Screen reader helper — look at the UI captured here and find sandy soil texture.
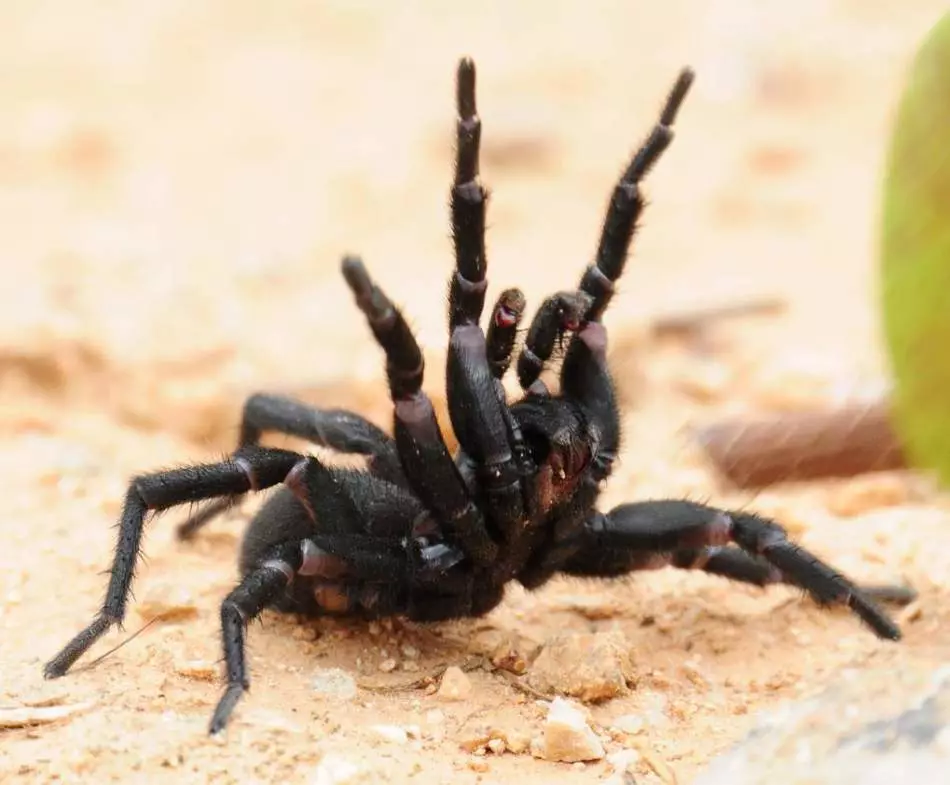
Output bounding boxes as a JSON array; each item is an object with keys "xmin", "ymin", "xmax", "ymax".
[{"xmin": 3, "ymin": 2, "xmax": 950, "ymax": 783}]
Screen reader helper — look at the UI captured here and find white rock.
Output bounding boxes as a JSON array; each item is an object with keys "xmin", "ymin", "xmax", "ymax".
[
  {"xmin": 312, "ymin": 753, "xmax": 374, "ymax": 785},
  {"xmin": 539, "ymin": 697, "xmax": 605, "ymax": 763},
  {"xmin": 436, "ymin": 665, "xmax": 472, "ymax": 701},
  {"xmin": 311, "ymin": 668, "xmax": 358, "ymax": 700},
  {"xmin": 368, "ymin": 724, "xmax": 409, "ymax": 744}
]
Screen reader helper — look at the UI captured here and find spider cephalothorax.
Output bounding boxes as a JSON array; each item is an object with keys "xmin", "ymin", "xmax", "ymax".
[{"xmin": 45, "ymin": 58, "xmax": 912, "ymax": 735}]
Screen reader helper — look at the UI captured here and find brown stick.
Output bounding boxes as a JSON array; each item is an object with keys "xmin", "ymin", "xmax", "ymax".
[
  {"xmin": 650, "ymin": 295, "xmax": 787, "ymax": 339},
  {"xmin": 694, "ymin": 398, "xmax": 907, "ymax": 489}
]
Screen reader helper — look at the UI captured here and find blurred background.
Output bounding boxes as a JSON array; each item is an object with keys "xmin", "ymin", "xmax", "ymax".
[{"xmin": 3, "ymin": 2, "xmax": 949, "ymax": 784}]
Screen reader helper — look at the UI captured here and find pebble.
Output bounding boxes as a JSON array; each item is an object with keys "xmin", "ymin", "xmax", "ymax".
[
  {"xmin": 174, "ymin": 659, "xmax": 217, "ymax": 682},
  {"xmin": 436, "ymin": 666, "xmax": 472, "ymax": 701},
  {"xmin": 607, "ymin": 748, "xmax": 641, "ymax": 774},
  {"xmin": 311, "ymin": 668, "xmax": 358, "ymax": 700},
  {"xmin": 528, "ymin": 630, "xmax": 636, "ymax": 702},
  {"xmin": 457, "ymin": 715, "xmax": 532, "ymax": 755},
  {"xmin": 535, "ymin": 697, "xmax": 605, "ymax": 763},
  {"xmin": 377, "ymin": 658, "xmax": 398, "ymax": 673},
  {"xmin": 368, "ymin": 724, "xmax": 408, "ymax": 744},
  {"xmin": 311, "ymin": 753, "xmax": 378, "ymax": 785},
  {"xmin": 135, "ymin": 583, "xmax": 198, "ymax": 622}
]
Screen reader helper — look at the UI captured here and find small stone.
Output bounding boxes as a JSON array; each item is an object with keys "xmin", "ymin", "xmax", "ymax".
[
  {"xmin": 175, "ymin": 659, "xmax": 217, "ymax": 682},
  {"xmin": 456, "ymin": 711, "xmax": 532, "ymax": 755},
  {"xmin": 311, "ymin": 753, "xmax": 377, "ymax": 785},
  {"xmin": 311, "ymin": 668, "xmax": 358, "ymax": 700},
  {"xmin": 436, "ymin": 666, "xmax": 472, "ymax": 701},
  {"xmin": 378, "ymin": 658, "xmax": 398, "ymax": 673},
  {"xmin": 136, "ymin": 583, "xmax": 198, "ymax": 622},
  {"xmin": 469, "ymin": 629, "xmax": 541, "ymax": 674},
  {"xmin": 538, "ymin": 697, "xmax": 605, "ymax": 763},
  {"xmin": 608, "ymin": 748, "xmax": 641, "ymax": 774},
  {"xmin": 401, "ymin": 644, "xmax": 419, "ymax": 659},
  {"xmin": 368, "ymin": 724, "xmax": 408, "ymax": 744},
  {"xmin": 467, "ymin": 758, "xmax": 490, "ymax": 773},
  {"xmin": 528, "ymin": 631, "xmax": 636, "ymax": 702}
]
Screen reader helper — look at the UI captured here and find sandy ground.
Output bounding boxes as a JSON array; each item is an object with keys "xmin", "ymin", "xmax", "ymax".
[{"xmin": 4, "ymin": 2, "xmax": 950, "ymax": 783}]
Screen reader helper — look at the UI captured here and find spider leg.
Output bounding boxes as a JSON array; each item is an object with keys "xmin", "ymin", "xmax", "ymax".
[
  {"xmin": 212, "ymin": 516, "xmax": 420, "ymax": 734},
  {"xmin": 342, "ymin": 255, "xmax": 500, "ymax": 565},
  {"xmin": 561, "ymin": 500, "xmax": 907, "ymax": 640},
  {"xmin": 211, "ymin": 540, "xmax": 302, "ymax": 734},
  {"xmin": 443, "ymin": 58, "xmax": 532, "ymax": 535},
  {"xmin": 448, "ymin": 57, "xmax": 489, "ymax": 332},
  {"xmin": 538, "ymin": 69, "xmax": 694, "ymax": 480},
  {"xmin": 667, "ymin": 547, "xmax": 916, "ymax": 604},
  {"xmin": 177, "ymin": 393, "xmax": 402, "ymax": 539},
  {"xmin": 43, "ymin": 446, "xmax": 306, "ymax": 678},
  {"xmin": 579, "ymin": 67, "xmax": 694, "ymax": 323}
]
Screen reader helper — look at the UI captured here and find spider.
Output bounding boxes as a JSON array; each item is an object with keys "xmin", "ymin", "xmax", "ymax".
[{"xmin": 45, "ymin": 58, "xmax": 912, "ymax": 735}]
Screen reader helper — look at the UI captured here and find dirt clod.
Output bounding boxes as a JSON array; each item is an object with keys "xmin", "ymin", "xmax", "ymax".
[{"xmin": 528, "ymin": 631, "xmax": 636, "ymax": 702}]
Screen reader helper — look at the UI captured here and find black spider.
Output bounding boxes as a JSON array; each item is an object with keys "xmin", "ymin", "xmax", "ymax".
[{"xmin": 44, "ymin": 59, "xmax": 913, "ymax": 735}]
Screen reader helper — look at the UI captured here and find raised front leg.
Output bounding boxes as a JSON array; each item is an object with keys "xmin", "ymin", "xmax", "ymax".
[
  {"xmin": 343, "ymin": 255, "xmax": 499, "ymax": 565},
  {"xmin": 562, "ymin": 499, "xmax": 909, "ymax": 640},
  {"xmin": 579, "ymin": 67, "xmax": 694, "ymax": 323}
]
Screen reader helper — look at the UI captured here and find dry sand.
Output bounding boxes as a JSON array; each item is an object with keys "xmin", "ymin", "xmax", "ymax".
[{"xmin": 3, "ymin": 2, "xmax": 950, "ymax": 783}]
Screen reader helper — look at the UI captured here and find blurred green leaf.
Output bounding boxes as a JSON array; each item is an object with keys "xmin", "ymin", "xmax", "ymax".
[{"xmin": 881, "ymin": 11, "xmax": 950, "ymax": 485}]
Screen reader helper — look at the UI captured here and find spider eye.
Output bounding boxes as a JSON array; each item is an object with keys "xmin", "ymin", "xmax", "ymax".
[{"xmin": 522, "ymin": 429, "xmax": 551, "ymax": 465}]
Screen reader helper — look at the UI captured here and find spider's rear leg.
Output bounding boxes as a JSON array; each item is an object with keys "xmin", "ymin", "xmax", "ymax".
[
  {"xmin": 563, "ymin": 500, "xmax": 910, "ymax": 640},
  {"xmin": 342, "ymin": 255, "xmax": 500, "ymax": 564},
  {"xmin": 579, "ymin": 67, "xmax": 694, "ymax": 323},
  {"xmin": 177, "ymin": 394, "xmax": 402, "ymax": 539},
  {"xmin": 44, "ymin": 446, "xmax": 307, "ymax": 679}
]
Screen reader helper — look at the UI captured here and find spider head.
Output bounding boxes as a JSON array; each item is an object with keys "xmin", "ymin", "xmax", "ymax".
[{"xmin": 512, "ymin": 395, "xmax": 594, "ymax": 515}]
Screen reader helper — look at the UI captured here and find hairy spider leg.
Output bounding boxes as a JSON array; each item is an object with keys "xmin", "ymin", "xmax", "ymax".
[
  {"xmin": 43, "ymin": 446, "xmax": 308, "ymax": 678},
  {"xmin": 209, "ymin": 454, "xmax": 421, "ymax": 734},
  {"xmin": 342, "ymin": 255, "xmax": 498, "ymax": 566},
  {"xmin": 562, "ymin": 499, "xmax": 908, "ymax": 640},
  {"xmin": 444, "ymin": 57, "xmax": 534, "ymax": 538},
  {"xmin": 515, "ymin": 67, "xmax": 694, "ymax": 393},
  {"xmin": 579, "ymin": 66, "xmax": 694, "ymax": 323},
  {"xmin": 176, "ymin": 394, "xmax": 404, "ymax": 539}
]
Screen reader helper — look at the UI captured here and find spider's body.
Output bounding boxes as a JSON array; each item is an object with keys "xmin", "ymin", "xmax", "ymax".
[{"xmin": 45, "ymin": 59, "xmax": 910, "ymax": 736}]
